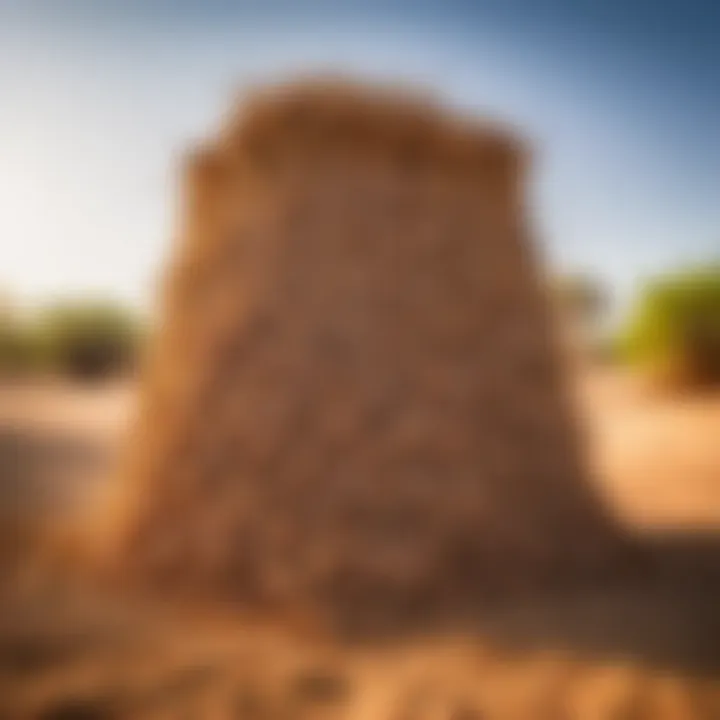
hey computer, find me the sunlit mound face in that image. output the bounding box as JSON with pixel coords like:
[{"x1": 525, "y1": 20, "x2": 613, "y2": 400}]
[{"x1": 112, "y1": 79, "x2": 621, "y2": 629}]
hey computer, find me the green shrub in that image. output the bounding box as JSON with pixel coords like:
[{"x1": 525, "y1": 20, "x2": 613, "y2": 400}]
[
  {"x1": 0, "y1": 317, "x2": 43, "y2": 375},
  {"x1": 621, "y1": 265, "x2": 720, "y2": 387},
  {"x1": 34, "y1": 301, "x2": 143, "y2": 380}
]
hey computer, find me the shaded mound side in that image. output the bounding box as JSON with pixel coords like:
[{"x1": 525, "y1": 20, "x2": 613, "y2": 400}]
[{"x1": 109, "y1": 80, "x2": 623, "y2": 629}]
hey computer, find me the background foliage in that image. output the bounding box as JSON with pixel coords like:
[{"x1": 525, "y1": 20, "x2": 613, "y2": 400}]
[
  {"x1": 620, "y1": 264, "x2": 720, "y2": 387},
  {"x1": 0, "y1": 299, "x2": 144, "y2": 379}
]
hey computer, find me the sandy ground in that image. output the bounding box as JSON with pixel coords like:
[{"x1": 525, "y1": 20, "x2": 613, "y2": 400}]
[
  {"x1": 577, "y1": 370, "x2": 720, "y2": 528},
  {"x1": 1, "y1": 368, "x2": 720, "y2": 718}
]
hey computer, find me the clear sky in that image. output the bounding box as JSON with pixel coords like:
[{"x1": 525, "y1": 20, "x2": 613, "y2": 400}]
[{"x1": 0, "y1": 0, "x2": 718, "y2": 314}]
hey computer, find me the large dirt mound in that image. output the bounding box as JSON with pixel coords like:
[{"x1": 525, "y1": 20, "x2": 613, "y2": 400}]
[{"x1": 109, "y1": 80, "x2": 621, "y2": 629}]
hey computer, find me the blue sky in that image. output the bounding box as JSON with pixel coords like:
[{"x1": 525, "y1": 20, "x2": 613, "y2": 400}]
[{"x1": 0, "y1": 0, "x2": 718, "y2": 315}]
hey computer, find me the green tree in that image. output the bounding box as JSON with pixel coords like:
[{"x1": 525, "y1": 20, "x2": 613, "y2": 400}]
[
  {"x1": 0, "y1": 316, "x2": 40, "y2": 375},
  {"x1": 35, "y1": 301, "x2": 144, "y2": 379},
  {"x1": 621, "y1": 264, "x2": 720, "y2": 387}
]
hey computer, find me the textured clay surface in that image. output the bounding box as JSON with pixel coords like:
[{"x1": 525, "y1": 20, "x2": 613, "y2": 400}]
[{"x1": 111, "y1": 81, "x2": 621, "y2": 629}]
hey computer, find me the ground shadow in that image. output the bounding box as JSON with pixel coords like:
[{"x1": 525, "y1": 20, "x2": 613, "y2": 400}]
[
  {"x1": 465, "y1": 530, "x2": 720, "y2": 675},
  {"x1": 0, "y1": 425, "x2": 110, "y2": 517}
]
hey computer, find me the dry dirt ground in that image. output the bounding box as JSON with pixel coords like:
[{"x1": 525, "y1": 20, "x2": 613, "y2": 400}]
[{"x1": 1, "y1": 369, "x2": 720, "y2": 718}]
